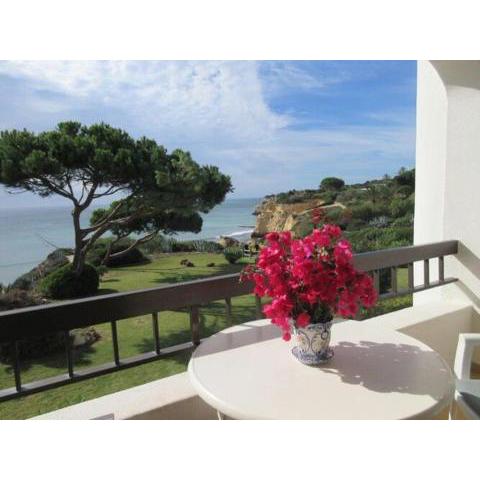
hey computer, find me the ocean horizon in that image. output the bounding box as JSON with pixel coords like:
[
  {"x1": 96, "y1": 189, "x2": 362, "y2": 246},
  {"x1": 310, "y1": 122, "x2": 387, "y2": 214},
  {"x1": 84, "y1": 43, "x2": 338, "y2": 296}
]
[{"x1": 0, "y1": 197, "x2": 260, "y2": 285}]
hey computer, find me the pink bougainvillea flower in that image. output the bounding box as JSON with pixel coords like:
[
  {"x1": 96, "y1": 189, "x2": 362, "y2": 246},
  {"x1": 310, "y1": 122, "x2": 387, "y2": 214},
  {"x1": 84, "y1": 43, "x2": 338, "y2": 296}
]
[
  {"x1": 241, "y1": 223, "x2": 378, "y2": 341},
  {"x1": 282, "y1": 331, "x2": 292, "y2": 341},
  {"x1": 296, "y1": 312, "x2": 310, "y2": 328}
]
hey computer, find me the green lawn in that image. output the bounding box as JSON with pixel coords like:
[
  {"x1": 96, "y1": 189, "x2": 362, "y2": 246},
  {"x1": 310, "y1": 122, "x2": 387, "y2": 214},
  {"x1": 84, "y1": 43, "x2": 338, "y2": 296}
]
[
  {"x1": 0, "y1": 253, "x2": 258, "y2": 419},
  {"x1": 0, "y1": 254, "x2": 412, "y2": 419}
]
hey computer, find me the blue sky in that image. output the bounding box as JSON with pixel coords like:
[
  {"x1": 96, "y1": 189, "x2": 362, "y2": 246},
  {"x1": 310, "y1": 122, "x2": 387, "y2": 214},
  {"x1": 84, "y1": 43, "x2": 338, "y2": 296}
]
[{"x1": 0, "y1": 61, "x2": 416, "y2": 207}]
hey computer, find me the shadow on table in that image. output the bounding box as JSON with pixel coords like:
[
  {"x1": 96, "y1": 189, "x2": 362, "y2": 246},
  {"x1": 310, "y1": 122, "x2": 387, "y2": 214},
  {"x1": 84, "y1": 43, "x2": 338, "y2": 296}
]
[
  {"x1": 322, "y1": 340, "x2": 452, "y2": 398},
  {"x1": 192, "y1": 323, "x2": 452, "y2": 401}
]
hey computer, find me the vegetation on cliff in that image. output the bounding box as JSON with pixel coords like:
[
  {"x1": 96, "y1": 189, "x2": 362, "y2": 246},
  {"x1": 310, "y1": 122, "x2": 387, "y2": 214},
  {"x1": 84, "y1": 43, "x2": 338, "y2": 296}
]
[{"x1": 254, "y1": 167, "x2": 415, "y2": 253}]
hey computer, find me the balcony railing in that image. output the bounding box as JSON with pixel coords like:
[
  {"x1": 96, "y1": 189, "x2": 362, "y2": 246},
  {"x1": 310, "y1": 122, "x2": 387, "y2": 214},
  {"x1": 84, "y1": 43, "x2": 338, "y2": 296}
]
[{"x1": 0, "y1": 240, "x2": 458, "y2": 402}]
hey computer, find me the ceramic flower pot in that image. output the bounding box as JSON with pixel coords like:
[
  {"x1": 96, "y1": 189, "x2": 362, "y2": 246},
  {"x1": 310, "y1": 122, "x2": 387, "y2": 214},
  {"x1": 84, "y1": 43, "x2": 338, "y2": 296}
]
[{"x1": 291, "y1": 321, "x2": 334, "y2": 365}]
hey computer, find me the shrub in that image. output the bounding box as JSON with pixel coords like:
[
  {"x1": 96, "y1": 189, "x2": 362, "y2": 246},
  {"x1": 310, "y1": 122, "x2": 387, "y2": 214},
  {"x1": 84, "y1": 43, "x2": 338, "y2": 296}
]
[
  {"x1": 86, "y1": 239, "x2": 147, "y2": 267},
  {"x1": 394, "y1": 168, "x2": 415, "y2": 188},
  {"x1": 275, "y1": 192, "x2": 305, "y2": 204},
  {"x1": 86, "y1": 246, "x2": 107, "y2": 266},
  {"x1": 174, "y1": 240, "x2": 223, "y2": 253},
  {"x1": 39, "y1": 263, "x2": 99, "y2": 299},
  {"x1": 345, "y1": 226, "x2": 413, "y2": 253},
  {"x1": 140, "y1": 235, "x2": 223, "y2": 254},
  {"x1": 369, "y1": 216, "x2": 391, "y2": 228},
  {"x1": 324, "y1": 206, "x2": 344, "y2": 223},
  {"x1": 224, "y1": 247, "x2": 243, "y2": 264},
  {"x1": 107, "y1": 248, "x2": 145, "y2": 267},
  {"x1": 350, "y1": 201, "x2": 390, "y2": 224},
  {"x1": 391, "y1": 214, "x2": 413, "y2": 227},
  {"x1": 336, "y1": 188, "x2": 367, "y2": 204},
  {"x1": 396, "y1": 184, "x2": 414, "y2": 198},
  {"x1": 273, "y1": 189, "x2": 325, "y2": 204},
  {"x1": 350, "y1": 202, "x2": 377, "y2": 223},
  {"x1": 390, "y1": 196, "x2": 414, "y2": 218},
  {"x1": 294, "y1": 218, "x2": 315, "y2": 238},
  {"x1": 320, "y1": 177, "x2": 345, "y2": 191},
  {"x1": 319, "y1": 191, "x2": 337, "y2": 205}
]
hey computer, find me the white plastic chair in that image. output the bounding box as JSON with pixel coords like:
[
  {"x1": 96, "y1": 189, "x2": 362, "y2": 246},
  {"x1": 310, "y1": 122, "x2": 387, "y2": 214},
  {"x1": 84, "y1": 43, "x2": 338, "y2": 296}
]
[{"x1": 452, "y1": 333, "x2": 480, "y2": 419}]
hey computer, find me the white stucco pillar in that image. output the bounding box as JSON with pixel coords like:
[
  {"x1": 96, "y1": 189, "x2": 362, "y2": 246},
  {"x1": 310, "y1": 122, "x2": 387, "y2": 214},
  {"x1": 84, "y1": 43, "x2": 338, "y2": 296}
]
[{"x1": 414, "y1": 60, "x2": 480, "y2": 311}]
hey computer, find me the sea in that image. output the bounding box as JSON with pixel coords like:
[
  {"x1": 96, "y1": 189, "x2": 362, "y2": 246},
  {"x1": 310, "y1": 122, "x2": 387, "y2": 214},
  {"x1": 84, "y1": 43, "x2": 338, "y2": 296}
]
[{"x1": 0, "y1": 197, "x2": 260, "y2": 285}]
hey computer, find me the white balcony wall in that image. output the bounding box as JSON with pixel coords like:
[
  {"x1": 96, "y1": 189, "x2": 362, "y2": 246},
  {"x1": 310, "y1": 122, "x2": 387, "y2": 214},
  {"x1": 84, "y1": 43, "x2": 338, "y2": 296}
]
[{"x1": 414, "y1": 60, "x2": 480, "y2": 324}]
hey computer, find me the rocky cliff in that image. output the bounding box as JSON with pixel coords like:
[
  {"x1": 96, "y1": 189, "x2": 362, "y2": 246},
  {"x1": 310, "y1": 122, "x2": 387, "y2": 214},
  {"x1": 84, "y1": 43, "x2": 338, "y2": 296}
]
[{"x1": 253, "y1": 198, "x2": 334, "y2": 237}]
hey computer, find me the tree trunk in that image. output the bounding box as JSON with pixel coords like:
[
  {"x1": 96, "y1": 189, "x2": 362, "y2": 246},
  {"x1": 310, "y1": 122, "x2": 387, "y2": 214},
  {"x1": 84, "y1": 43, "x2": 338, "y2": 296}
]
[{"x1": 71, "y1": 207, "x2": 86, "y2": 277}]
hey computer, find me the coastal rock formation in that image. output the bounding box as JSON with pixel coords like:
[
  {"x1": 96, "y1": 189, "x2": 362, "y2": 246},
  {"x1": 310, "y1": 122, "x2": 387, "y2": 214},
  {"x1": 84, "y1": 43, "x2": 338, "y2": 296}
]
[
  {"x1": 253, "y1": 198, "x2": 324, "y2": 237},
  {"x1": 253, "y1": 198, "x2": 344, "y2": 237},
  {"x1": 11, "y1": 248, "x2": 71, "y2": 291},
  {"x1": 217, "y1": 236, "x2": 240, "y2": 248}
]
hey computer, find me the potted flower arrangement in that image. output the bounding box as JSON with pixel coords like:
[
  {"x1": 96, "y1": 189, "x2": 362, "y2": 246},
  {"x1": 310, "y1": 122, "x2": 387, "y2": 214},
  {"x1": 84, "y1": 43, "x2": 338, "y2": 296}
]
[{"x1": 241, "y1": 211, "x2": 377, "y2": 365}]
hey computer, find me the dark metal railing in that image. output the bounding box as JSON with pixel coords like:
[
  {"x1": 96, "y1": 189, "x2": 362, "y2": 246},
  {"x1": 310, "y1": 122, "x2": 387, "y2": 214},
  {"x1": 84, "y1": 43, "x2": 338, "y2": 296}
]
[
  {"x1": 354, "y1": 240, "x2": 459, "y2": 300},
  {"x1": 0, "y1": 240, "x2": 458, "y2": 401}
]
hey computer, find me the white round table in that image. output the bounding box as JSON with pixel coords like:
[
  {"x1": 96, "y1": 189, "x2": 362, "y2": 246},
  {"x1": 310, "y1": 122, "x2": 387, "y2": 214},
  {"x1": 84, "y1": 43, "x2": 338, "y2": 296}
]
[{"x1": 188, "y1": 319, "x2": 454, "y2": 419}]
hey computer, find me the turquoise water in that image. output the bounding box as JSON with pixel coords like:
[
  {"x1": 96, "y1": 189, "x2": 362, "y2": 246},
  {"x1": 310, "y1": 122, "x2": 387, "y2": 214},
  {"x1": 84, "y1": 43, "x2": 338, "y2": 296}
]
[{"x1": 0, "y1": 198, "x2": 259, "y2": 285}]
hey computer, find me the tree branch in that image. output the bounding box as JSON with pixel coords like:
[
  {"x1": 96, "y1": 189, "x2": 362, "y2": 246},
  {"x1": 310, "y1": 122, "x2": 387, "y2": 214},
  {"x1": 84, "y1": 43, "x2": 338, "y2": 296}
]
[
  {"x1": 81, "y1": 204, "x2": 150, "y2": 252},
  {"x1": 79, "y1": 182, "x2": 99, "y2": 211},
  {"x1": 80, "y1": 200, "x2": 127, "y2": 236},
  {"x1": 38, "y1": 177, "x2": 75, "y2": 201},
  {"x1": 81, "y1": 223, "x2": 113, "y2": 255},
  {"x1": 107, "y1": 231, "x2": 158, "y2": 260},
  {"x1": 92, "y1": 186, "x2": 127, "y2": 198},
  {"x1": 110, "y1": 233, "x2": 131, "y2": 246},
  {"x1": 78, "y1": 182, "x2": 88, "y2": 204},
  {"x1": 100, "y1": 233, "x2": 130, "y2": 265}
]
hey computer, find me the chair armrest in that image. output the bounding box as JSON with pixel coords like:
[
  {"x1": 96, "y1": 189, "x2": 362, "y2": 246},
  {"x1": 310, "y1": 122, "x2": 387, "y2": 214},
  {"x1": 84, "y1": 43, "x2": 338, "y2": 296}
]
[{"x1": 454, "y1": 333, "x2": 480, "y2": 380}]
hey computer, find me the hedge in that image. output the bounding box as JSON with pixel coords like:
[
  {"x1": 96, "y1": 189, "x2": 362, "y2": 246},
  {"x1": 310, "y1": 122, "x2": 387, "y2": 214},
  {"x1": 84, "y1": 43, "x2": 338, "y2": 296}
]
[{"x1": 39, "y1": 263, "x2": 99, "y2": 299}]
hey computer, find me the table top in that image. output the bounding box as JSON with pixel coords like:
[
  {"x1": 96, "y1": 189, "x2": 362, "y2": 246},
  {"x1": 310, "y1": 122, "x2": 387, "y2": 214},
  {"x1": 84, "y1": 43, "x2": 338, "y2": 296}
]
[{"x1": 188, "y1": 319, "x2": 454, "y2": 420}]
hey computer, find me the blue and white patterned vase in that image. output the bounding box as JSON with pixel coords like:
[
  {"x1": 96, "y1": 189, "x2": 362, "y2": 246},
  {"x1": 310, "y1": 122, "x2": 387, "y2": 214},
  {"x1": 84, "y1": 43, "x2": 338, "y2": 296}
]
[{"x1": 291, "y1": 321, "x2": 334, "y2": 366}]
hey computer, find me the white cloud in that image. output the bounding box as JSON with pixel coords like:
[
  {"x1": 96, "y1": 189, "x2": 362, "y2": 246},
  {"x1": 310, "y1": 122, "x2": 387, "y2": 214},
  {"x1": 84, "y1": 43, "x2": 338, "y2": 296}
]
[
  {"x1": 0, "y1": 60, "x2": 415, "y2": 201},
  {"x1": 260, "y1": 61, "x2": 349, "y2": 98},
  {"x1": 0, "y1": 61, "x2": 289, "y2": 140}
]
